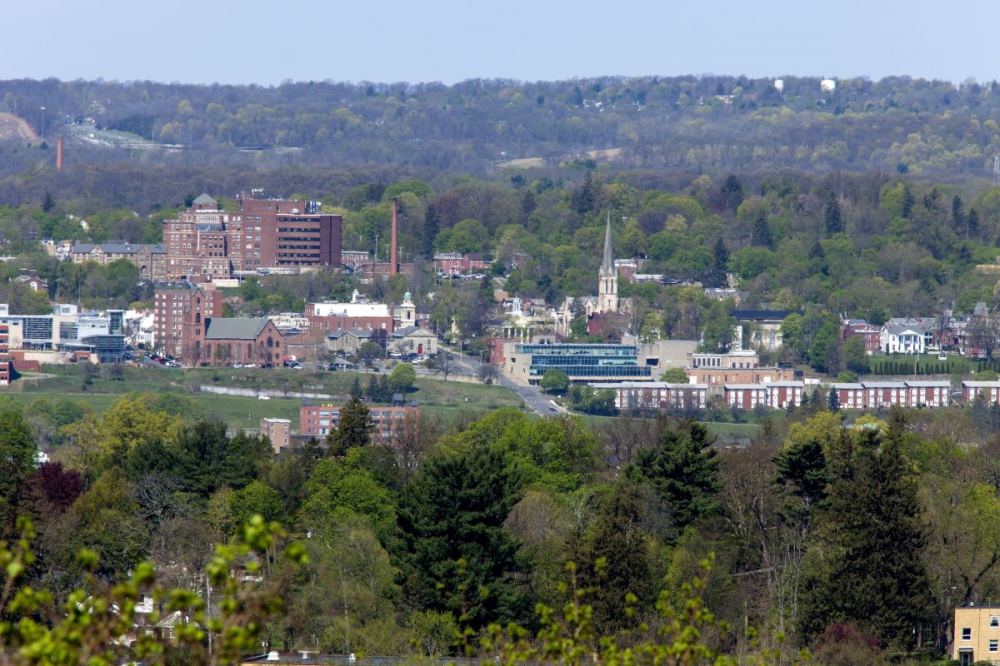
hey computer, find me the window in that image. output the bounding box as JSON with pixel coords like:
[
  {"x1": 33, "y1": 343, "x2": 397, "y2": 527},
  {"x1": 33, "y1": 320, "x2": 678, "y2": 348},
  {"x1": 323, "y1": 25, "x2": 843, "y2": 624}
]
[
  {"x1": 992, "y1": 640, "x2": 999, "y2": 652},
  {"x1": 963, "y1": 627, "x2": 972, "y2": 640}
]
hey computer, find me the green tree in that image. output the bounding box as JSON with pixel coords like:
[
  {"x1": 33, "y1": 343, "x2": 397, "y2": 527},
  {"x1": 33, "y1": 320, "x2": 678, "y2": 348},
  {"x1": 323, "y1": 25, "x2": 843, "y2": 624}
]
[
  {"x1": 389, "y1": 363, "x2": 416, "y2": 393},
  {"x1": 661, "y1": 367, "x2": 690, "y2": 383},
  {"x1": 572, "y1": 480, "x2": 654, "y2": 634},
  {"x1": 539, "y1": 369, "x2": 570, "y2": 394},
  {"x1": 631, "y1": 420, "x2": 721, "y2": 535},
  {"x1": 326, "y1": 398, "x2": 373, "y2": 456},
  {"x1": 842, "y1": 336, "x2": 870, "y2": 374},
  {"x1": 395, "y1": 446, "x2": 528, "y2": 629},
  {"x1": 799, "y1": 410, "x2": 933, "y2": 647},
  {"x1": 699, "y1": 300, "x2": 737, "y2": 352},
  {"x1": 774, "y1": 437, "x2": 829, "y2": 530}
]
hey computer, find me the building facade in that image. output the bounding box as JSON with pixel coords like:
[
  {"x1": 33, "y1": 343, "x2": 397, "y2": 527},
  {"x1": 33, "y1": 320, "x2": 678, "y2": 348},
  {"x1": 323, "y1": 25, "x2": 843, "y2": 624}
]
[
  {"x1": 503, "y1": 342, "x2": 651, "y2": 385},
  {"x1": 299, "y1": 402, "x2": 419, "y2": 443},
  {"x1": 162, "y1": 193, "x2": 342, "y2": 282},
  {"x1": 70, "y1": 242, "x2": 166, "y2": 282},
  {"x1": 599, "y1": 381, "x2": 708, "y2": 411},
  {"x1": 953, "y1": 604, "x2": 1000, "y2": 665},
  {"x1": 198, "y1": 318, "x2": 286, "y2": 367},
  {"x1": 154, "y1": 283, "x2": 223, "y2": 359},
  {"x1": 261, "y1": 418, "x2": 291, "y2": 455}
]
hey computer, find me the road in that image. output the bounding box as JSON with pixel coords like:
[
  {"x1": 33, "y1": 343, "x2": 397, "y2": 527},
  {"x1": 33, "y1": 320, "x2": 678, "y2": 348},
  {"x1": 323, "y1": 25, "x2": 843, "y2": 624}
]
[{"x1": 447, "y1": 351, "x2": 565, "y2": 417}]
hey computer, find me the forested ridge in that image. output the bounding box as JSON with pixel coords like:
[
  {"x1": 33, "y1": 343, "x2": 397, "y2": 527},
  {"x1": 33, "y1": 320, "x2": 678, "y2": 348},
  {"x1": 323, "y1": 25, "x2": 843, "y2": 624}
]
[{"x1": 3, "y1": 74, "x2": 1000, "y2": 176}]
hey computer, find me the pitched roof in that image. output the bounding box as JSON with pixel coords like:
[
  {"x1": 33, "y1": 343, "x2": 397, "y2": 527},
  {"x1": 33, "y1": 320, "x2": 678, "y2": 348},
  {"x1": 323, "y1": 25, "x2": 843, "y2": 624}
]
[
  {"x1": 193, "y1": 193, "x2": 217, "y2": 205},
  {"x1": 204, "y1": 318, "x2": 273, "y2": 340}
]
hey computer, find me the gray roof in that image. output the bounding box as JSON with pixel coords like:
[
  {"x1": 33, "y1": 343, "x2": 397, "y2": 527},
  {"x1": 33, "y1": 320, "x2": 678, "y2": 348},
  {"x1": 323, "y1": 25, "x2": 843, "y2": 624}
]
[
  {"x1": 71, "y1": 242, "x2": 161, "y2": 255},
  {"x1": 391, "y1": 325, "x2": 432, "y2": 338},
  {"x1": 193, "y1": 193, "x2": 217, "y2": 205},
  {"x1": 204, "y1": 318, "x2": 273, "y2": 340}
]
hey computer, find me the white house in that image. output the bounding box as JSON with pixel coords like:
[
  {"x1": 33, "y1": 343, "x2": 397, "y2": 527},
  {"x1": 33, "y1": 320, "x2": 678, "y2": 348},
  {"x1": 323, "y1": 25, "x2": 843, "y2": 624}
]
[{"x1": 880, "y1": 319, "x2": 931, "y2": 354}]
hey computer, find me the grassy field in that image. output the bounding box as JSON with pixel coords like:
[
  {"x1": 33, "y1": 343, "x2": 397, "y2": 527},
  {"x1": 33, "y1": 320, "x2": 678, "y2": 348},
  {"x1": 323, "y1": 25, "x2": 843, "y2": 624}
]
[{"x1": 8, "y1": 364, "x2": 523, "y2": 427}]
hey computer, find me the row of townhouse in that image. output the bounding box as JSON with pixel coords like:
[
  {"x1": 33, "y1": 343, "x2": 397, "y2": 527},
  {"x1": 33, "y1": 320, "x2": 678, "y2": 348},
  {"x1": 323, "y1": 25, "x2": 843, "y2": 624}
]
[
  {"x1": 831, "y1": 381, "x2": 951, "y2": 409},
  {"x1": 594, "y1": 382, "x2": 709, "y2": 411},
  {"x1": 724, "y1": 382, "x2": 805, "y2": 410}
]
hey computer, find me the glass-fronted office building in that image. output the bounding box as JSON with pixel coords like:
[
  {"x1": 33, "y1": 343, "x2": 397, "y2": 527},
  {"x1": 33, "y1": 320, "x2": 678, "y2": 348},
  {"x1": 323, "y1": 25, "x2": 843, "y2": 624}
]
[{"x1": 511, "y1": 343, "x2": 652, "y2": 381}]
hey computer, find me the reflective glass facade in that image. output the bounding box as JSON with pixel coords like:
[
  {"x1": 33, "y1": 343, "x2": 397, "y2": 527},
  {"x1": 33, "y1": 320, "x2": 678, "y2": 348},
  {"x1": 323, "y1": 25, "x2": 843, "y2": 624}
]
[{"x1": 515, "y1": 343, "x2": 651, "y2": 379}]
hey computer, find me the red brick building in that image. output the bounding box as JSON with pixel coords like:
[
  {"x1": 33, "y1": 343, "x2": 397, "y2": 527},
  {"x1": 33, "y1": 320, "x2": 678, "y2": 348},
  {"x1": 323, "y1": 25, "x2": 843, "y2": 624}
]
[
  {"x1": 163, "y1": 193, "x2": 342, "y2": 281},
  {"x1": 154, "y1": 283, "x2": 223, "y2": 359},
  {"x1": 299, "y1": 402, "x2": 419, "y2": 444},
  {"x1": 198, "y1": 318, "x2": 286, "y2": 367},
  {"x1": 305, "y1": 301, "x2": 395, "y2": 337}
]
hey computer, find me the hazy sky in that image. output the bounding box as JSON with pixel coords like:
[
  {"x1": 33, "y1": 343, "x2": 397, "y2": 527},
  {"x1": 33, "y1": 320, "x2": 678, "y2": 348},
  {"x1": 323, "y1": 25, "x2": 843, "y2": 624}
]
[{"x1": 6, "y1": 0, "x2": 996, "y2": 86}]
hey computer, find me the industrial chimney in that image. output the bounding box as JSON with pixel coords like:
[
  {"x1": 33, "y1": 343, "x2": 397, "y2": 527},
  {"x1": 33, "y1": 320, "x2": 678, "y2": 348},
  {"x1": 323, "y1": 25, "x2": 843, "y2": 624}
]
[
  {"x1": 390, "y1": 198, "x2": 399, "y2": 275},
  {"x1": 56, "y1": 136, "x2": 64, "y2": 172}
]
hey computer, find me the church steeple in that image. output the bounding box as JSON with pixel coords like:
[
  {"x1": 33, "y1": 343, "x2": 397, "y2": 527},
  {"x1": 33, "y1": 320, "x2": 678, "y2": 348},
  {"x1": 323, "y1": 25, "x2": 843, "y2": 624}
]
[
  {"x1": 597, "y1": 212, "x2": 618, "y2": 313},
  {"x1": 601, "y1": 212, "x2": 614, "y2": 274}
]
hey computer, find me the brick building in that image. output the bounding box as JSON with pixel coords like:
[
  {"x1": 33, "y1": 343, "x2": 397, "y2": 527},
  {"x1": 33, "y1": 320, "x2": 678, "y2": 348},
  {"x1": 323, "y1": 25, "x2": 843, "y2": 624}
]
[
  {"x1": 305, "y1": 301, "x2": 395, "y2": 337},
  {"x1": 299, "y1": 402, "x2": 419, "y2": 444},
  {"x1": 154, "y1": 283, "x2": 223, "y2": 359},
  {"x1": 162, "y1": 193, "x2": 342, "y2": 282},
  {"x1": 199, "y1": 318, "x2": 286, "y2": 367},
  {"x1": 70, "y1": 242, "x2": 166, "y2": 282},
  {"x1": 599, "y1": 382, "x2": 708, "y2": 411}
]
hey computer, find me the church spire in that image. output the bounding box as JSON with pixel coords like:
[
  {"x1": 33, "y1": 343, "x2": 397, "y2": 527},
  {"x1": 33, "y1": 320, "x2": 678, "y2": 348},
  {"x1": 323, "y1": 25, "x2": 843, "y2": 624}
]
[{"x1": 601, "y1": 211, "x2": 614, "y2": 274}]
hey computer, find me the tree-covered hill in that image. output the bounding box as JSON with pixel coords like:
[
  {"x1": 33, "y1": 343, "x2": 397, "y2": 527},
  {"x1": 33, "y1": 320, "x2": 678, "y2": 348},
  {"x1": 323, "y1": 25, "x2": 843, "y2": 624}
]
[{"x1": 3, "y1": 75, "x2": 1000, "y2": 176}]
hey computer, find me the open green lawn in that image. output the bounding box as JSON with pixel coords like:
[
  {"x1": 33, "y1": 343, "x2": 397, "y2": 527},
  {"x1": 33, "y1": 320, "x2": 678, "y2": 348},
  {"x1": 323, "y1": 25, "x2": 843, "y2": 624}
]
[{"x1": 8, "y1": 364, "x2": 523, "y2": 428}]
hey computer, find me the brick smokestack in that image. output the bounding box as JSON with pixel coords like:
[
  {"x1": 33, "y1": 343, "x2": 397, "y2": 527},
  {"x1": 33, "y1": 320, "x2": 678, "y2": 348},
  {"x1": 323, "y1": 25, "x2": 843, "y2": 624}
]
[
  {"x1": 56, "y1": 136, "x2": 63, "y2": 172},
  {"x1": 390, "y1": 197, "x2": 399, "y2": 275}
]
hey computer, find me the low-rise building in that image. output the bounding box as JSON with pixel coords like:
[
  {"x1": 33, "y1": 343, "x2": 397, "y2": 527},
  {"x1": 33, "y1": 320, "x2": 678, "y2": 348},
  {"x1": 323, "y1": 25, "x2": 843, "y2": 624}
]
[
  {"x1": 261, "y1": 418, "x2": 291, "y2": 454},
  {"x1": 503, "y1": 342, "x2": 652, "y2": 385},
  {"x1": 200, "y1": 318, "x2": 286, "y2": 367},
  {"x1": 388, "y1": 326, "x2": 438, "y2": 357},
  {"x1": 962, "y1": 380, "x2": 1000, "y2": 404},
  {"x1": 299, "y1": 402, "x2": 419, "y2": 444},
  {"x1": 599, "y1": 381, "x2": 708, "y2": 411},
  {"x1": 953, "y1": 604, "x2": 1000, "y2": 665}
]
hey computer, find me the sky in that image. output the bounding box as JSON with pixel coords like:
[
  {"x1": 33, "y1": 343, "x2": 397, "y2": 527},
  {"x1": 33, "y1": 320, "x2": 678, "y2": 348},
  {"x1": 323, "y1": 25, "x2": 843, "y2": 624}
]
[{"x1": 5, "y1": 0, "x2": 997, "y2": 86}]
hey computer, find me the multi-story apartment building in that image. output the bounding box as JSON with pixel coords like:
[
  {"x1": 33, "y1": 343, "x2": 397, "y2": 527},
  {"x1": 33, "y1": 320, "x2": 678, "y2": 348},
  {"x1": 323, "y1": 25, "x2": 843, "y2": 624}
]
[{"x1": 154, "y1": 283, "x2": 223, "y2": 359}]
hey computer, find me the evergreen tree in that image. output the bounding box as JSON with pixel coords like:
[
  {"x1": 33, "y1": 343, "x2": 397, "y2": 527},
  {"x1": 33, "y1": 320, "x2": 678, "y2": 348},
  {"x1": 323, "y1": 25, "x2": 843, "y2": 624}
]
[
  {"x1": 326, "y1": 397, "x2": 373, "y2": 456},
  {"x1": 799, "y1": 410, "x2": 933, "y2": 648},
  {"x1": 752, "y1": 210, "x2": 774, "y2": 249},
  {"x1": 824, "y1": 192, "x2": 843, "y2": 235},
  {"x1": 630, "y1": 420, "x2": 721, "y2": 534},
  {"x1": 395, "y1": 446, "x2": 528, "y2": 629},
  {"x1": 708, "y1": 237, "x2": 729, "y2": 287},
  {"x1": 571, "y1": 171, "x2": 598, "y2": 215},
  {"x1": 721, "y1": 174, "x2": 744, "y2": 212},
  {"x1": 573, "y1": 480, "x2": 654, "y2": 634},
  {"x1": 367, "y1": 375, "x2": 379, "y2": 401},
  {"x1": 827, "y1": 388, "x2": 840, "y2": 411},
  {"x1": 350, "y1": 377, "x2": 362, "y2": 400},
  {"x1": 952, "y1": 195, "x2": 966, "y2": 237},
  {"x1": 969, "y1": 207, "x2": 980, "y2": 239},
  {"x1": 774, "y1": 437, "x2": 829, "y2": 529},
  {"x1": 901, "y1": 183, "x2": 915, "y2": 218}
]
